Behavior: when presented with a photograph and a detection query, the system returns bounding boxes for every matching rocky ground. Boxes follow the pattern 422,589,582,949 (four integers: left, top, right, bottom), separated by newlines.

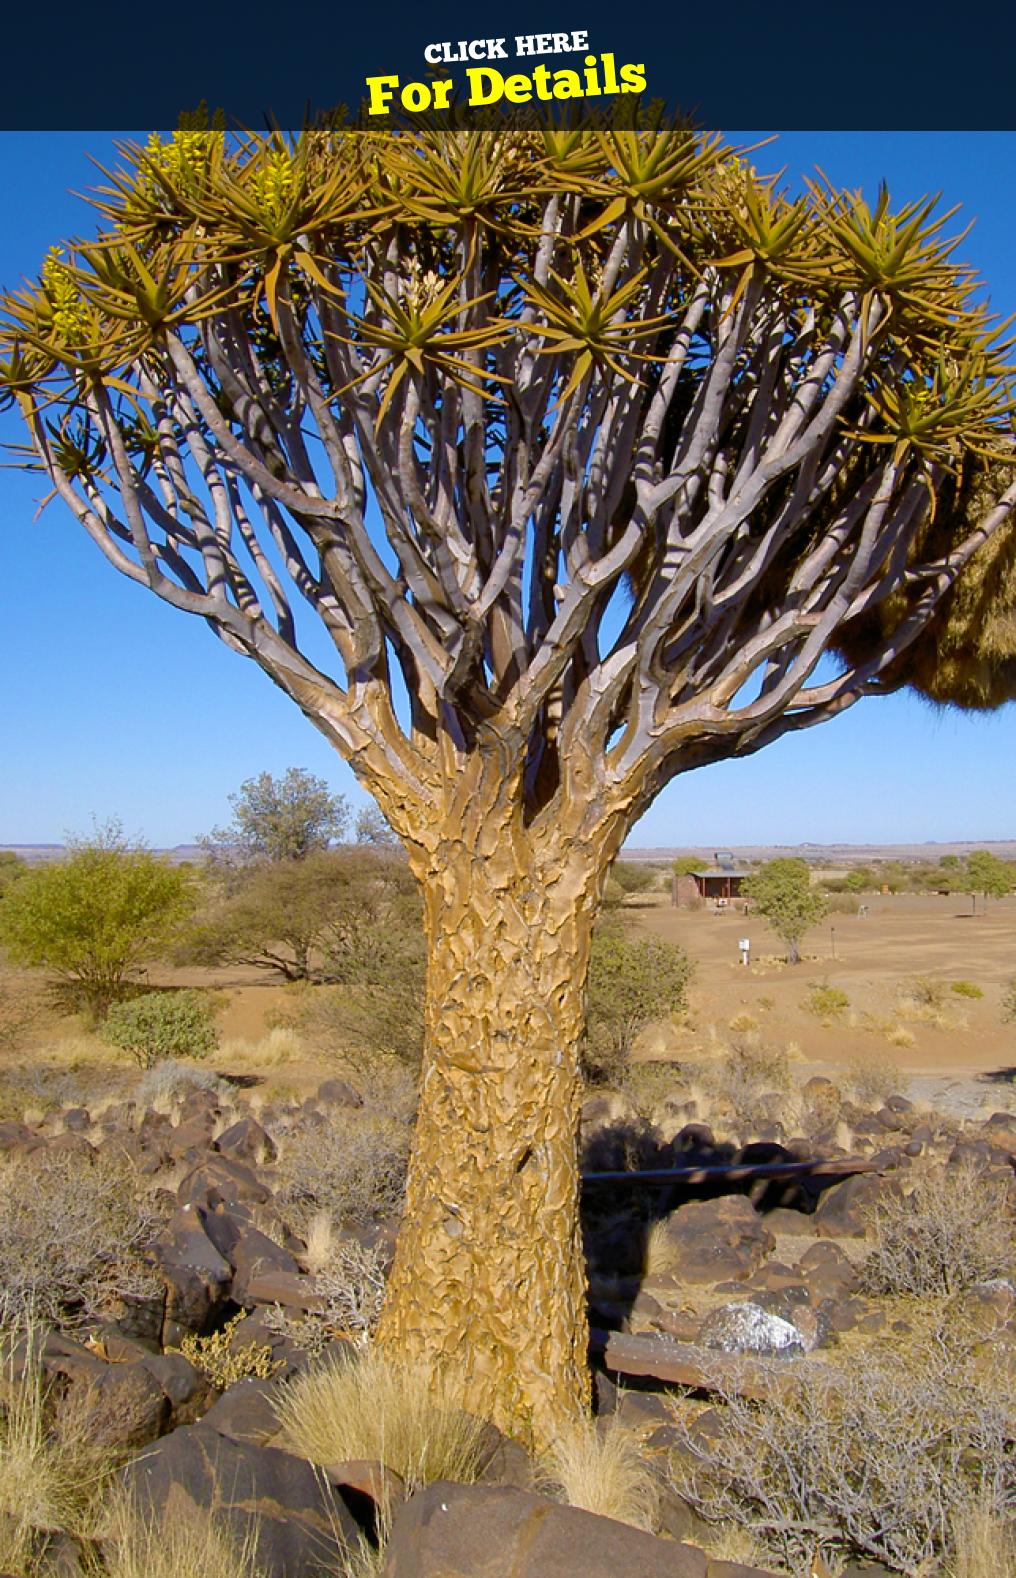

0,1057,1013,1578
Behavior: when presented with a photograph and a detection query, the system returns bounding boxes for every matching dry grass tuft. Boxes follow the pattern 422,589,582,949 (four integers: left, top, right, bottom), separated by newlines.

643,1219,682,1278
539,1412,660,1532
100,1493,265,1578
0,1334,117,1574
218,1027,304,1069
843,1057,899,1110
947,1497,1016,1578
272,1346,489,1495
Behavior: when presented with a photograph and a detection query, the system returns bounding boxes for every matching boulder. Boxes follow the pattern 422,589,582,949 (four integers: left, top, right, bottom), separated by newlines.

654,1197,774,1284
57,1360,170,1450
122,1424,359,1577
381,1481,710,1577
177,1154,271,1211
317,1078,363,1109
139,1352,214,1426
152,1208,233,1342
811,1173,894,1237
215,1116,277,1164
699,1300,810,1358
230,1228,303,1304
199,1378,284,1446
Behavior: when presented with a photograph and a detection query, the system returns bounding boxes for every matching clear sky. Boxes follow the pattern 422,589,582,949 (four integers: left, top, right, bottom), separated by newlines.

0,132,1013,849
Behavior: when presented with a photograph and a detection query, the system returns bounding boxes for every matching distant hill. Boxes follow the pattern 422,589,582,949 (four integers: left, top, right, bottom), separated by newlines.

621,840,1016,864
3,839,1014,867
0,843,205,865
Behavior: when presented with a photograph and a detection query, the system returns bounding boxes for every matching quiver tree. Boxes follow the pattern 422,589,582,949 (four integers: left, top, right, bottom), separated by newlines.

3,126,1016,1442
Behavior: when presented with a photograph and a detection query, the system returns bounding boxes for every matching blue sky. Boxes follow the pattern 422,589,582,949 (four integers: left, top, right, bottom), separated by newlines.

0,132,1013,848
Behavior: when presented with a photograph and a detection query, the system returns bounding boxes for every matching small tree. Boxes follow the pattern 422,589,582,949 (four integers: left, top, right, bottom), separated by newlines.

0,826,193,1015
742,858,827,965
583,921,693,1083
203,768,349,866
180,845,412,982
672,856,703,878
965,849,1013,912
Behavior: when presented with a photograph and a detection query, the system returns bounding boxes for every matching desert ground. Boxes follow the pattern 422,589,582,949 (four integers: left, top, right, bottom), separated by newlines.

3,888,1014,1113
633,890,1016,1080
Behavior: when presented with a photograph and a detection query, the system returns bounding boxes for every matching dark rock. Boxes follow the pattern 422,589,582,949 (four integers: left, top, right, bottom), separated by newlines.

58,1360,170,1450
812,1173,895,1237
45,1132,96,1161
39,1333,106,1386
153,1208,233,1342
200,1377,283,1444
326,1459,406,1525
230,1229,303,1304
61,1107,91,1133
177,1154,271,1211
381,1480,712,1577
140,1353,214,1426
91,1325,161,1362
106,1288,167,1347
122,1424,359,1577
655,1196,774,1283
0,1120,45,1157
762,1207,815,1236
215,1116,277,1164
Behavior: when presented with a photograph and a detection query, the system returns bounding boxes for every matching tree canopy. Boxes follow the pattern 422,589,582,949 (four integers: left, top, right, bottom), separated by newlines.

2,128,1015,861
742,856,827,964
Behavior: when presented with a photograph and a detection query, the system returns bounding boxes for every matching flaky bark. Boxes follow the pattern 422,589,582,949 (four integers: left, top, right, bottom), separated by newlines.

376,753,620,1443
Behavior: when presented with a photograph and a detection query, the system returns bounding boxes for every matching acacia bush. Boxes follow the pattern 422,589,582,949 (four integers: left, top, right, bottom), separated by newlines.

0,1152,164,1330
180,845,417,985
860,1159,1016,1297
582,922,693,1085
102,990,218,1068
668,1323,1016,1574
0,828,193,1017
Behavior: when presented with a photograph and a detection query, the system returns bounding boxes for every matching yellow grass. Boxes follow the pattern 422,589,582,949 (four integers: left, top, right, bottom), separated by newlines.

947,1499,1016,1578
539,1413,660,1532
272,1346,489,1495
101,1494,265,1578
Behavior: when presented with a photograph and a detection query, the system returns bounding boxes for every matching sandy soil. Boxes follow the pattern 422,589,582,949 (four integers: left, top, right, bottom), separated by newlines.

3,890,1013,1110
628,891,1016,1087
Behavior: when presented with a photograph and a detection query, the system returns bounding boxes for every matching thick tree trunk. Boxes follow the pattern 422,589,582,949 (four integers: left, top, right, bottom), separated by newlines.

375,763,613,1447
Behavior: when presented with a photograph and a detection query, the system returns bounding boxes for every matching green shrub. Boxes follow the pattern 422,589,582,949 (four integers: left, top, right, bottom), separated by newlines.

610,861,659,896
583,923,693,1084
951,980,984,999
741,858,827,965
806,982,850,1019
102,990,218,1069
